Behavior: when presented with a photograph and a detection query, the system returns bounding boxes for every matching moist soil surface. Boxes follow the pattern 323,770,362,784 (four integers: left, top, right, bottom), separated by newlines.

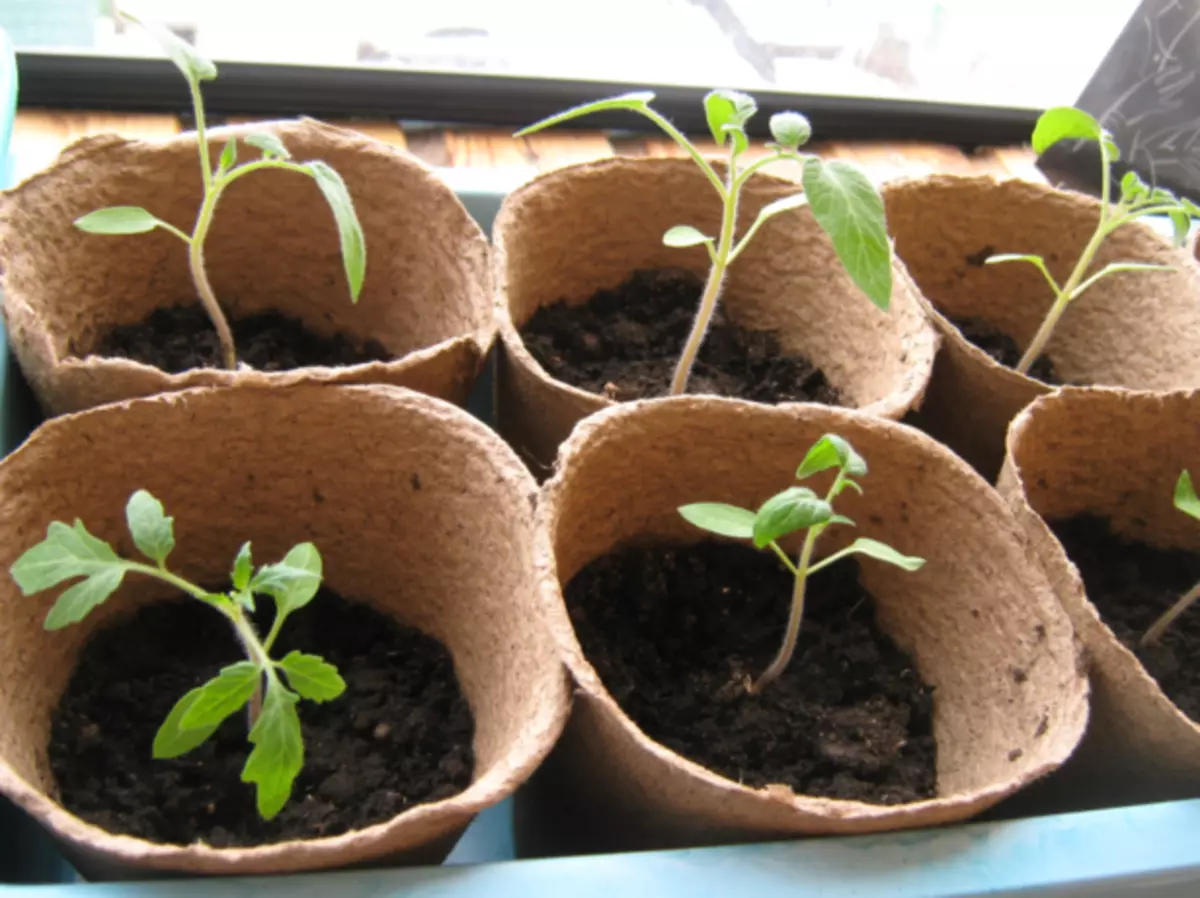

520,269,841,405
94,304,391,374
50,589,474,847
565,541,937,803
951,317,1061,385
1052,515,1200,721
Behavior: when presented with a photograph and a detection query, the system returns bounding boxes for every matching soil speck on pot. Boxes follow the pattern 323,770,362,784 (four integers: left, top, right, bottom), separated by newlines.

1052,515,1200,721
565,541,936,804
951,317,1060,385
521,269,841,405
49,590,474,847
92,304,391,373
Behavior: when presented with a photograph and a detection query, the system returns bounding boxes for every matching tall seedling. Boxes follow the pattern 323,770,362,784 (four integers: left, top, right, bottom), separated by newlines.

75,14,367,370
516,91,892,395
987,107,1198,375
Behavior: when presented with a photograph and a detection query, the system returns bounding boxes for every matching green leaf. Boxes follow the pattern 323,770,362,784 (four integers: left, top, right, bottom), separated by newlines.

838,537,925,571
153,686,220,759
11,519,121,594
796,434,868,479
836,478,863,496
1102,133,1121,162
1169,208,1191,247
125,490,175,565
232,542,253,591
277,651,346,702
242,683,304,820
1176,470,1200,521
244,131,291,160
753,487,832,549
984,252,1062,294
305,161,366,302
829,514,856,527
180,661,261,730
75,206,171,236
1182,197,1200,218
662,225,713,248
251,543,323,617
513,91,656,137
123,12,217,84
44,566,125,630
217,137,237,174
722,123,749,157
769,111,812,148
1121,170,1147,204
809,537,926,576
678,503,755,540
1031,106,1102,155
702,89,757,146
801,158,891,310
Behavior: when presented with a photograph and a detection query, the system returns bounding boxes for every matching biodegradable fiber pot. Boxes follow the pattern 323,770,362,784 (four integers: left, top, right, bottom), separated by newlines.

0,383,570,880
885,174,1200,482
524,397,1087,854
0,119,494,416
493,157,938,475
999,387,1200,806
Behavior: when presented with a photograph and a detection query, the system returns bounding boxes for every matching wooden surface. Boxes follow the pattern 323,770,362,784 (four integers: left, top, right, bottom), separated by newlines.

10,109,1045,184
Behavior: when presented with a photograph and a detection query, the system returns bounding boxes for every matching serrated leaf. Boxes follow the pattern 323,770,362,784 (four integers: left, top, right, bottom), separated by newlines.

1031,106,1102,155
678,503,755,540
1176,470,1200,522
123,12,216,83
753,487,832,549
663,225,713,248
125,490,174,565
180,661,261,730
242,684,303,819
75,206,171,236
217,137,237,174
796,434,868,479
278,651,346,702
44,566,125,630
1121,170,1147,204
769,111,811,148
11,520,121,594
703,89,757,146
251,543,323,617
153,686,220,759
802,158,891,310
232,542,253,591
305,161,366,301
244,131,291,160
513,91,656,137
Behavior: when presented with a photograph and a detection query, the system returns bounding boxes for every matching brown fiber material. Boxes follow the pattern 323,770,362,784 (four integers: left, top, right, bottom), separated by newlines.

0,384,570,880
886,175,1200,482
525,397,1087,854
494,157,938,476
0,120,493,415
999,387,1200,807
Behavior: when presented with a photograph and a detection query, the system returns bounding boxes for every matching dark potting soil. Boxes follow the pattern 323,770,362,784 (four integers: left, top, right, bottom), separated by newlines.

49,590,474,847
565,541,937,804
1051,515,1200,721
951,317,1061,385
520,269,842,405
93,304,391,374
950,316,1061,385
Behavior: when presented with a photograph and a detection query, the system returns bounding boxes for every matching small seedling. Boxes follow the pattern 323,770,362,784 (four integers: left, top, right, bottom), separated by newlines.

9,490,345,820
1141,470,1200,646
987,106,1198,376
75,14,367,371
678,434,924,692
516,90,892,396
